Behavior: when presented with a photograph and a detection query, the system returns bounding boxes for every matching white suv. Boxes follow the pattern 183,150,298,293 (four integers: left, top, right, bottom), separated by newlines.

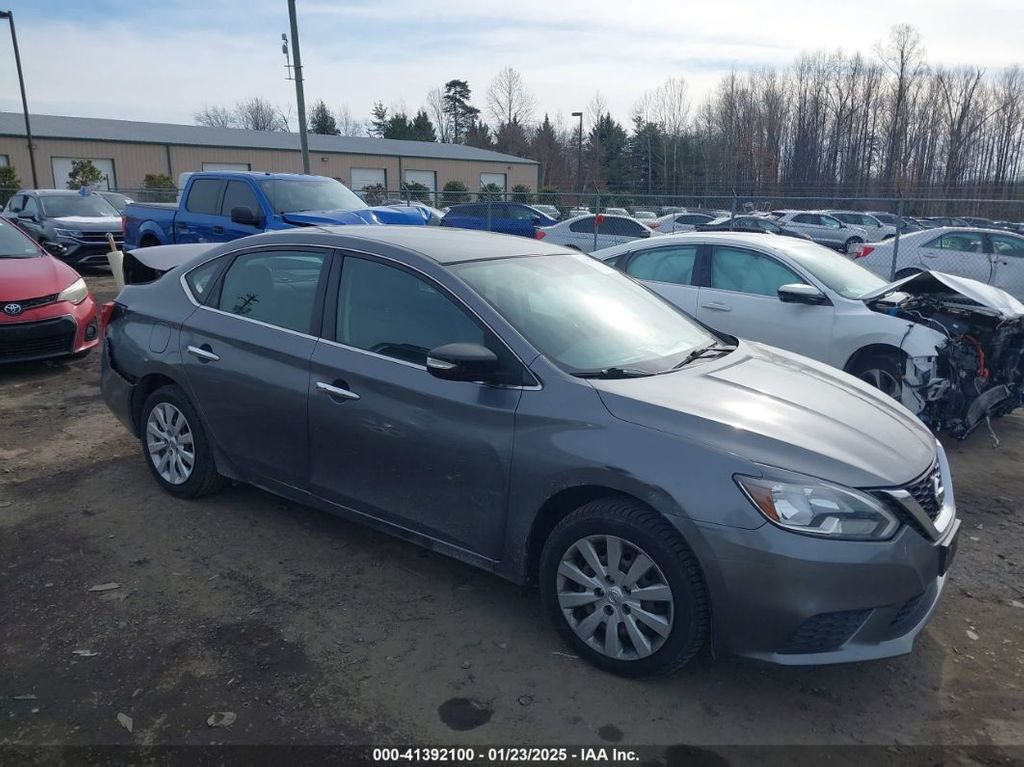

769,210,869,254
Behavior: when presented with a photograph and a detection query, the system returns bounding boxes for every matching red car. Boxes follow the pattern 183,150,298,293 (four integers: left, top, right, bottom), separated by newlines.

0,217,99,364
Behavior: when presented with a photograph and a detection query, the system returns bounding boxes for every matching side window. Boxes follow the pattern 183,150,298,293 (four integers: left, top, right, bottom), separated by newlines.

821,215,843,229
930,232,985,252
22,197,39,218
507,205,536,221
220,181,261,217
626,246,698,285
569,217,595,233
6,194,24,213
792,214,817,225
185,257,226,303
217,250,327,332
336,257,486,366
185,179,225,215
711,246,802,297
677,214,711,225
991,234,1024,256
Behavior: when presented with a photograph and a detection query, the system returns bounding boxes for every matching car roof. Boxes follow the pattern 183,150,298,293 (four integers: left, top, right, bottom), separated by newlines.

591,230,827,260
21,188,97,196
235,225,573,265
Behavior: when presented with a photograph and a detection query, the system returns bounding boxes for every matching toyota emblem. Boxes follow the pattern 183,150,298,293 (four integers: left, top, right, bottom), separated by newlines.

3,303,23,317
932,470,945,505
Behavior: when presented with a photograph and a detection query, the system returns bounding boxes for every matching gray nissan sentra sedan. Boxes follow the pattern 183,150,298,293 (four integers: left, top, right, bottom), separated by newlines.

100,226,960,676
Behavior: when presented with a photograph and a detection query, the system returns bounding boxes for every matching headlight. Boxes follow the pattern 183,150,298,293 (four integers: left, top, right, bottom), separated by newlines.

736,473,899,541
58,278,89,305
53,228,83,239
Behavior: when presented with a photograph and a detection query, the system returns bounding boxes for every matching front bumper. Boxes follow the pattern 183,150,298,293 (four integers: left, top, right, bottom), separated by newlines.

0,298,99,364
682,454,959,665
56,236,123,267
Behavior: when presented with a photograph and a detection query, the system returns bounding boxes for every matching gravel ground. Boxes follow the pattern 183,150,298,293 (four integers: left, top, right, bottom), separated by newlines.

1,271,1022,753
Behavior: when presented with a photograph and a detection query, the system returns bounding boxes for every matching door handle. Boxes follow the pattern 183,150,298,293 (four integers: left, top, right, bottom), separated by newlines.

702,301,732,312
186,344,220,362
212,225,224,234
316,380,360,401
176,222,188,230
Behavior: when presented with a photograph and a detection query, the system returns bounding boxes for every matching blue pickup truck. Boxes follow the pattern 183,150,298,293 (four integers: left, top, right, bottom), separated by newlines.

123,171,425,249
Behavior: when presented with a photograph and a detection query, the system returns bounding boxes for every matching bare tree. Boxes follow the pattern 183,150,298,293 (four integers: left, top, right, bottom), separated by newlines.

486,66,537,127
233,97,289,132
586,92,608,127
426,86,451,143
193,105,236,128
336,104,364,137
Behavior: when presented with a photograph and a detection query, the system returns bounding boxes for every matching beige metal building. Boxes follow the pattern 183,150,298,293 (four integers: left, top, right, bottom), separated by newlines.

0,112,539,196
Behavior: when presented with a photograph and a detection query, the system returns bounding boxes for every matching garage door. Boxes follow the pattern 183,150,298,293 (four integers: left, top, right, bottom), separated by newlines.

480,172,506,190
404,170,436,191
51,157,116,190
352,168,386,191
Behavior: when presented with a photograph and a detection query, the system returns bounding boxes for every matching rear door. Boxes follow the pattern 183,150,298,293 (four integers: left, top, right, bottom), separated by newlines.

176,178,226,243
307,253,521,558
696,244,837,363
180,246,330,486
918,231,993,282
621,243,701,315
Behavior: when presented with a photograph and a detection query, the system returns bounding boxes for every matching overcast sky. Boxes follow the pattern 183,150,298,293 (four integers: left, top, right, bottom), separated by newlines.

2,0,1023,134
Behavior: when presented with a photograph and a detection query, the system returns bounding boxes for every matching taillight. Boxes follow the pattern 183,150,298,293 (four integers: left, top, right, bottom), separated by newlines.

855,245,874,259
649,222,660,229
100,301,124,334
535,230,546,239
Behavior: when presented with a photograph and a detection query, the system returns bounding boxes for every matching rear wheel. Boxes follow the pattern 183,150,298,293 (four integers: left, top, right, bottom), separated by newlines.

539,497,709,677
851,353,904,400
843,237,864,255
140,384,225,498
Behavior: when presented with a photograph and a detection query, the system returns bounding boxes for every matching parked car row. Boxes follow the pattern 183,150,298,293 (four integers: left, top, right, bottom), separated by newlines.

99,226,962,677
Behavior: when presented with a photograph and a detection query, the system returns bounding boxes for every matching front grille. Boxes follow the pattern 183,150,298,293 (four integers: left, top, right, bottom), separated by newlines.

778,609,872,654
907,468,942,520
74,231,122,244
3,293,59,312
0,316,76,363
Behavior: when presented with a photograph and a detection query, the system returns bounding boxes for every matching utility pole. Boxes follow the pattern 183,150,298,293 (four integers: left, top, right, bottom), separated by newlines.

1,10,37,187
572,111,583,202
286,0,310,174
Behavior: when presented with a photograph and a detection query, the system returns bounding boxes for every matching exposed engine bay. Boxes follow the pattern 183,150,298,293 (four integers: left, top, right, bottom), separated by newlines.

866,272,1024,439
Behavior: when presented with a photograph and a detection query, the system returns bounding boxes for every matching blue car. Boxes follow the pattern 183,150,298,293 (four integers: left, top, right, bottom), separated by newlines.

441,202,558,238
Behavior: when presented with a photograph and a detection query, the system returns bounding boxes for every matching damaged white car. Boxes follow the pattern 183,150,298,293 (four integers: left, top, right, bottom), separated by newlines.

594,232,1024,437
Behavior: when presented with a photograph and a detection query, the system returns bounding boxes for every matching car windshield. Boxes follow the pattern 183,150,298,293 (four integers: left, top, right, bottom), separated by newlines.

454,251,717,375
40,194,118,218
258,178,368,214
781,241,888,299
0,218,42,258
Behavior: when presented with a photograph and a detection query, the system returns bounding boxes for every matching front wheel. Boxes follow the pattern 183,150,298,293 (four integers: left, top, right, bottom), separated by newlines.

539,498,709,677
850,353,904,400
140,384,225,498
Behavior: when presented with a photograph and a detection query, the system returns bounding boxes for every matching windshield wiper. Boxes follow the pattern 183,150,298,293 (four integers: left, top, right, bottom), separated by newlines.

669,342,736,371
575,366,653,379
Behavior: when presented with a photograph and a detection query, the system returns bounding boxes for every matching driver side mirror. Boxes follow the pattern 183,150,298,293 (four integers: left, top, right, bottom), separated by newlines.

426,343,499,383
230,206,264,228
778,283,828,305
17,210,36,222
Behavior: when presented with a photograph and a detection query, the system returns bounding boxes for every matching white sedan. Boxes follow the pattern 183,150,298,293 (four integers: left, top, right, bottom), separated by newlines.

592,232,1024,436
536,214,657,252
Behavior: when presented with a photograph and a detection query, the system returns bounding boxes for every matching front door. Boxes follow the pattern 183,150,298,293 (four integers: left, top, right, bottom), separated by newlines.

308,254,521,558
696,245,837,364
176,178,226,243
180,247,329,486
918,231,993,283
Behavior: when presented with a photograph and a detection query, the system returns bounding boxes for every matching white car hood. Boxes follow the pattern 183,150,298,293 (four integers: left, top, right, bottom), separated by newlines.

861,270,1024,319
51,216,122,227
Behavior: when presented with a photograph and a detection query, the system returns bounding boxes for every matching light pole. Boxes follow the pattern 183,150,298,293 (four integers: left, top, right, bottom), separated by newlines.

571,111,583,203
286,0,310,174
1,10,37,187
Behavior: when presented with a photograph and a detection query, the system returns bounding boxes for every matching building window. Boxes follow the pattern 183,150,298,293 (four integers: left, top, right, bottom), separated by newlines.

202,162,252,172
0,155,8,167
480,172,507,190
51,157,116,190
351,168,387,191
403,169,436,192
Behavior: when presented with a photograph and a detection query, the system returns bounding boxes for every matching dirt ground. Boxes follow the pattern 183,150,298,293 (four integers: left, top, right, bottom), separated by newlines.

1,271,1022,753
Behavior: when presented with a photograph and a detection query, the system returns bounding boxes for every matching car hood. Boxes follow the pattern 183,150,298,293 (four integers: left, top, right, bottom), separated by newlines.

50,216,122,230
861,270,1024,318
281,207,426,227
0,255,80,300
592,342,936,489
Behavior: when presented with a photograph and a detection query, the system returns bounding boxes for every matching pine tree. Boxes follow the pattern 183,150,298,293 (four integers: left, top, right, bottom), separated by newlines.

308,100,339,135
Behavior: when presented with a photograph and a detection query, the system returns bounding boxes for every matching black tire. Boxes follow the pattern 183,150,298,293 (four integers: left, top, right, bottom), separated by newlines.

139,235,160,248
850,352,903,400
539,497,710,677
139,384,225,499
